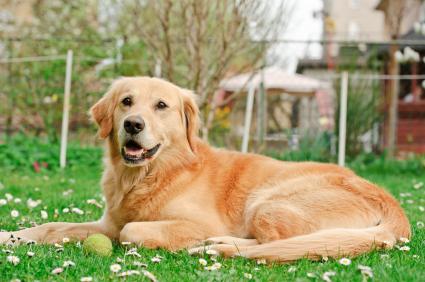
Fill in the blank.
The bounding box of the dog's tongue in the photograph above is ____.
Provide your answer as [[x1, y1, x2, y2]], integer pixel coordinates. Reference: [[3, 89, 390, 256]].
[[124, 146, 145, 156]]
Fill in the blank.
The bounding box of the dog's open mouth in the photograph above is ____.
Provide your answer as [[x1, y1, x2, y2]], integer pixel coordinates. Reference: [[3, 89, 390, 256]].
[[121, 140, 161, 163]]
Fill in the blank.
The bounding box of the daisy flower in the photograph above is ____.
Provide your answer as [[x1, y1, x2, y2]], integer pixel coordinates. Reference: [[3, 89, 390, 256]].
[[80, 277, 93, 282], [399, 246, 410, 251], [63, 260, 75, 267], [51, 267, 64, 274], [417, 221, 424, 229], [133, 261, 148, 267], [204, 262, 222, 271], [10, 210, 19, 218], [358, 265, 373, 278], [118, 270, 141, 277], [0, 199, 7, 206], [7, 255, 20, 265], [5, 193, 13, 201], [244, 273, 253, 279], [151, 255, 163, 263], [27, 251, 35, 257], [288, 266, 297, 272], [41, 210, 48, 219], [27, 198, 41, 208], [125, 248, 141, 257], [71, 207, 84, 215], [256, 259, 267, 265], [198, 258, 207, 266], [110, 264, 121, 273], [322, 271, 336, 282], [62, 237, 70, 243], [142, 270, 158, 282], [338, 257, 351, 266]]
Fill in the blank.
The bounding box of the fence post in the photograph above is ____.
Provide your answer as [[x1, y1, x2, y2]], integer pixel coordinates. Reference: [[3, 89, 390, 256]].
[[241, 85, 256, 153], [60, 50, 73, 169], [338, 71, 349, 166]]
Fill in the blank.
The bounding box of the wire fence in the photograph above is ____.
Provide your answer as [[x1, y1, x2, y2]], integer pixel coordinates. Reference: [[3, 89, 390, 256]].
[[1, 48, 424, 167]]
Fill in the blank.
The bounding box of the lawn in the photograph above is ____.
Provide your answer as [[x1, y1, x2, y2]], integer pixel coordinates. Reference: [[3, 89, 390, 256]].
[[0, 139, 424, 281]]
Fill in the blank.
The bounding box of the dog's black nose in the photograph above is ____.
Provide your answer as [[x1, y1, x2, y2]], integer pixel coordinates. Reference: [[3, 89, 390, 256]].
[[124, 116, 145, 135]]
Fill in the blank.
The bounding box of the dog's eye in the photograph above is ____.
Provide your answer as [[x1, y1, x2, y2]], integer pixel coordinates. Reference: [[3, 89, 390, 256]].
[[122, 97, 132, 106], [156, 101, 168, 110]]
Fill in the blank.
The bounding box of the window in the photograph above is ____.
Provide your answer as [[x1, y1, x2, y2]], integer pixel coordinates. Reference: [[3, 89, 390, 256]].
[[348, 21, 360, 40]]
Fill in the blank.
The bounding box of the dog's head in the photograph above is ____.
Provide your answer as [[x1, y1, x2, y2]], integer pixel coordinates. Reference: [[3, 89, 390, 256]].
[[90, 77, 199, 167]]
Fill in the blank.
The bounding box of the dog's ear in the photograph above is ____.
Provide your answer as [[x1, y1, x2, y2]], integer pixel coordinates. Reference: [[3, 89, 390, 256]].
[[90, 80, 121, 139], [180, 89, 200, 152]]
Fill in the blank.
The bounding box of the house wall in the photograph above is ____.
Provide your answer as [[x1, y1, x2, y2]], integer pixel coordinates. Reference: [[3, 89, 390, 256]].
[[324, 0, 386, 43]]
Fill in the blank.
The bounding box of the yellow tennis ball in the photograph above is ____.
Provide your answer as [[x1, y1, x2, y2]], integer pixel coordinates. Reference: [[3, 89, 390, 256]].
[[83, 233, 113, 257]]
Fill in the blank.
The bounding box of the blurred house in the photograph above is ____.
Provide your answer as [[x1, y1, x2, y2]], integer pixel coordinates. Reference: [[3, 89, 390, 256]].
[[298, 0, 425, 154], [376, 0, 425, 154], [298, 0, 386, 78]]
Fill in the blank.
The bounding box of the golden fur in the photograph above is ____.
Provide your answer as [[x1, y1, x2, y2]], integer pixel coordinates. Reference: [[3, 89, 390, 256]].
[[0, 77, 411, 262]]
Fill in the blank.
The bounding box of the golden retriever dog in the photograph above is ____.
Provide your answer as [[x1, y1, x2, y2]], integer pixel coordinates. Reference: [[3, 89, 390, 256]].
[[0, 77, 410, 262]]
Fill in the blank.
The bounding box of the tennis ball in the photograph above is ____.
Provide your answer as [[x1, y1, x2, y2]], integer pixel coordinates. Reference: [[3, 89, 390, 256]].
[[83, 233, 113, 257]]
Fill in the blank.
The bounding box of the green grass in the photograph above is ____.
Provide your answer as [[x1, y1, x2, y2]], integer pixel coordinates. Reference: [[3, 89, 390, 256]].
[[0, 141, 424, 281]]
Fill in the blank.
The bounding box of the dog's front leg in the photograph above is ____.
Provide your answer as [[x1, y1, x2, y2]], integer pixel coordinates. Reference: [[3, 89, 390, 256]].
[[0, 220, 119, 244], [119, 220, 208, 251]]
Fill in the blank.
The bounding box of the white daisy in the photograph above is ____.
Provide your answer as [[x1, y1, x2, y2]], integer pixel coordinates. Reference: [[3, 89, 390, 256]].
[[198, 258, 207, 266], [27, 198, 41, 208], [151, 255, 162, 263], [0, 199, 7, 206], [288, 266, 297, 272], [417, 221, 424, 229], [71, 207, 84, 215], [27, 251, 35, 257], [110, 264, 121, 273], [142, 270, 158, 282], [5, 193, 13, 201], [62, 208, 70, 213], [7, 255, 20, 265], [80, 277, 93, 282], [256, 258, 267, 265], [62, 237, 70, 243], [10, 210, 19, 218], [51, 267, 64, 274], [399, 246, 410, 251], [244, 273, 253, 279], [358, 265, 373, 278], [125, 248, 141, 257], [63, 260, 75, 267], [14, 198, 22, 204], [211, 262, 222, 270], [322, 271, 336, 282], [338, 257, 351, 266], [117, 270, 141, 277], [41, 210, 48, 219], [133, 261, 148, 267]]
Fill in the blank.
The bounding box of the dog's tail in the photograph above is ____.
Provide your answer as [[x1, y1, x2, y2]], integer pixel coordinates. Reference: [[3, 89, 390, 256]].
[[239, 180, 411, 262]]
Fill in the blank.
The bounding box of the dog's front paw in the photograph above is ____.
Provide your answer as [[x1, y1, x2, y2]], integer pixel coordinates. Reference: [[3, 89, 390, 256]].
[[0, 232, 35, 245]]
